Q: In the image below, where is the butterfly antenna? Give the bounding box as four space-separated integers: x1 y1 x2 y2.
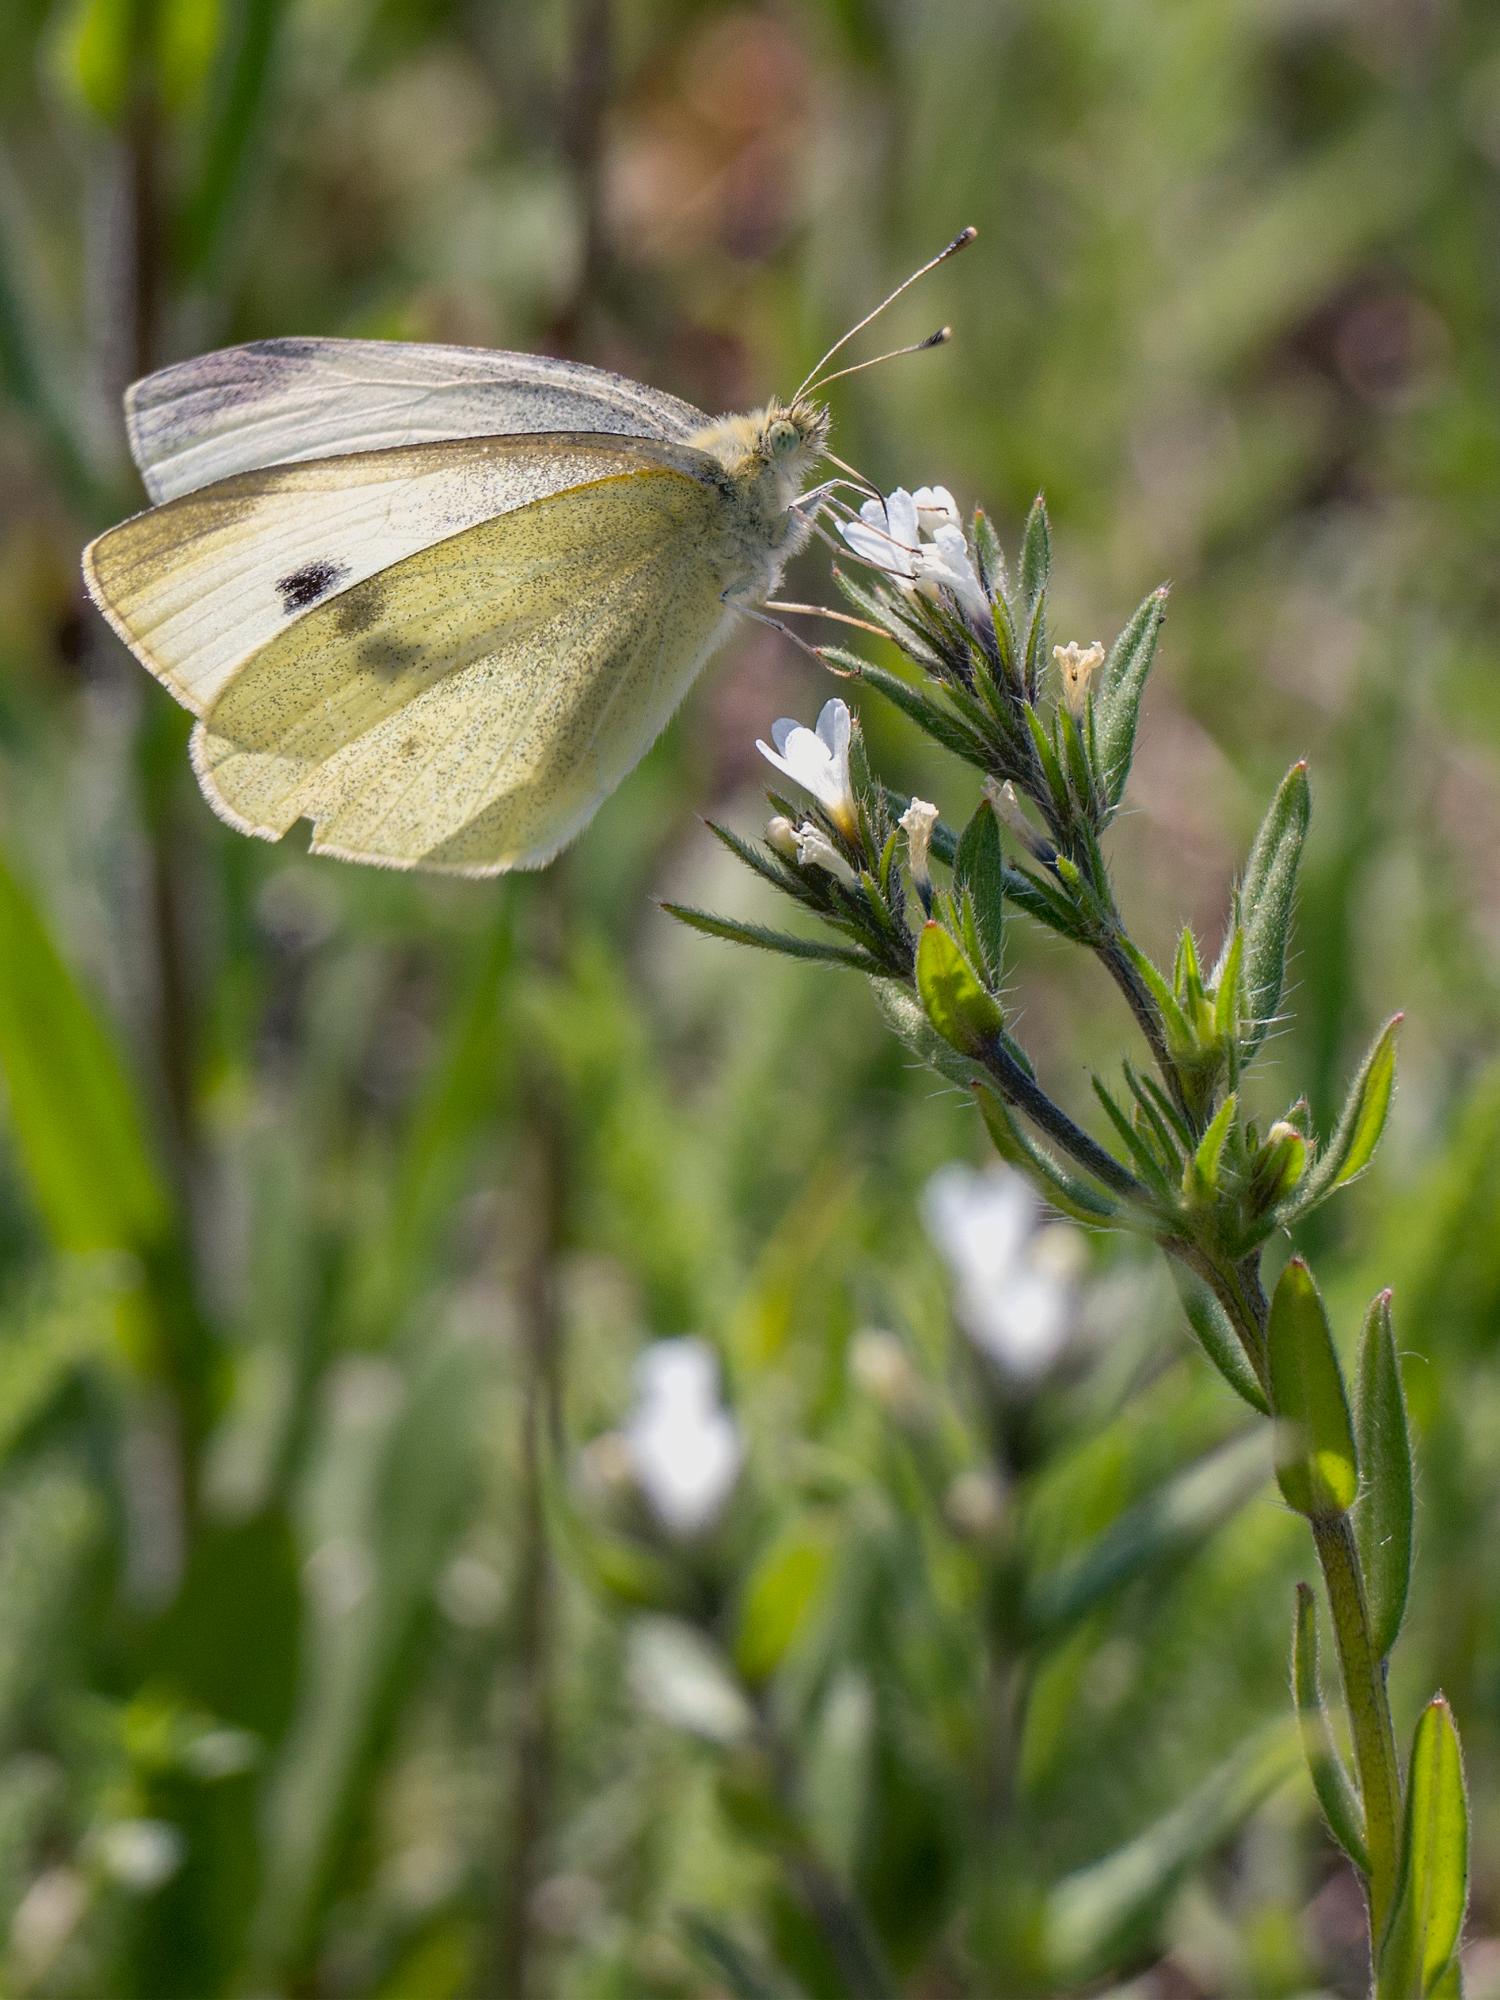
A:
803 325 951 397
792 226 976 401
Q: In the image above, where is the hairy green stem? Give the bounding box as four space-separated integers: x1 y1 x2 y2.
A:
1311 1513 1402 1942
981 1038 1144 1198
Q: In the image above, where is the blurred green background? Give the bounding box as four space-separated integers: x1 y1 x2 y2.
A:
1 0 1498 1993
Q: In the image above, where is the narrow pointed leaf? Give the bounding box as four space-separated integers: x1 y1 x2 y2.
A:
1292 1583 1370 1875
1281 1015 1402 1221
1169 1266 1269 1414
1268 1259 1358 1519
1184 1092 1237 1201
663 905 882 973
1355 1291 1414 1660
1378 1698 1469 2000
1217 761 1310 1060
954 801 1005 984
973 1085 1117 1223
1092 587 1169 810
1019 493 1050 607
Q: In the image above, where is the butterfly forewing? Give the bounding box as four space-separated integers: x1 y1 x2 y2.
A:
190 465 732 873
82 432 718 716
127 338 710 502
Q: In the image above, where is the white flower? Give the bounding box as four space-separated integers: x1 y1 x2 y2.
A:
1053 639 1105 712
914 523 989 622
839 484 988 623
756 697 857 836
912 484 962 535
622 1338 743 1538
92 1819 185 1892
898 797 939 899
765 814 800 862
921 1163 1083 1381
839 487 920 578
794 823 858 887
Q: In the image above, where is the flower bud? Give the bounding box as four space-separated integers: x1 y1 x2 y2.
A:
1053 639 1105 713
765 815 800 862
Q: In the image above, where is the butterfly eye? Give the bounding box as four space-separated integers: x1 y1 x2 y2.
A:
766 418 800 456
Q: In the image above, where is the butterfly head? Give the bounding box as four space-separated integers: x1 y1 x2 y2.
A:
691 398 830 510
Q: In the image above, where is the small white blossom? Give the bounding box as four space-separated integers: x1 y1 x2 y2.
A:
1053 639 1105 712
914 522 989 622
756 697 858 837
622 1338 743 1538
92 1819 185 1892
794 823 859 886
898 797 939 900
921 1163 1084 1381
849 1327 923 1416
912 484 962 535
839 488 920 577
765 814 800 862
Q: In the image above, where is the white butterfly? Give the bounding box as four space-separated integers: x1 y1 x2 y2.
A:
82 234 972 876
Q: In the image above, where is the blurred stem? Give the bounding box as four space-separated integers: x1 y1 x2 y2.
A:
491 886 568 2000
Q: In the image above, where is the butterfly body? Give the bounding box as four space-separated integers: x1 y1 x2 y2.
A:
84 341 831 874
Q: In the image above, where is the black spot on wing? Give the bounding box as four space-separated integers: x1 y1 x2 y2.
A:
360 636 423 677
277 558 350 614
334 580 386 636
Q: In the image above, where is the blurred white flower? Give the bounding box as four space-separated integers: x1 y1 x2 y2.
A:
898 797 939 902
623 1338 744 1538
92 1819 184 1893
793 823 858 887
848 1327 923 1418
921 1164 1084 1380
757 697 857 837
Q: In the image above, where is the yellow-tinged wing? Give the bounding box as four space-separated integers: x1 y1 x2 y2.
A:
190 465 734 875
82 432 714 716
127 338 709 502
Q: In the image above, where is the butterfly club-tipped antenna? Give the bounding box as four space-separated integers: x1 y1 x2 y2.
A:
792 225 976 402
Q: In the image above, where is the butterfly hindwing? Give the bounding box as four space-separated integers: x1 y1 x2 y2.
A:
189 464 733 874
127 338 711 502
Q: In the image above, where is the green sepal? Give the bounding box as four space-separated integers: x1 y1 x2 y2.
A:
1213 927 1244 1050
1168 1265 1270 1414
1378 1698 1469 2000
821 647 993 765
1279 1015 1402 1223
1292 1582 1371 1876
1022 702 1071 824
1092 586 1169 811
1183 1092 1237 1203
916 921 1004 1056
1019 493 1051 607
973 1085 1118 1224
954 800 1005 985
1092 1075 1175 1195
663 904 884 974
1056 700 1097 821
971 506 1007 600
1216 760 1310 1061
1268 1258 1358 1519
1355 1290 1414 1661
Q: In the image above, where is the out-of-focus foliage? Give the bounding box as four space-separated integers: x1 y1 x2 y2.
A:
0 0 1496 1994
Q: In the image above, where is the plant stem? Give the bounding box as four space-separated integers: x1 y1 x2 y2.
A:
981 1038 1144 1198
1311 1512 1403 1942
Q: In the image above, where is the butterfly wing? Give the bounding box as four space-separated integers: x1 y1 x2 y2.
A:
128 338 710 502
82 431 716 716
187 461 736 874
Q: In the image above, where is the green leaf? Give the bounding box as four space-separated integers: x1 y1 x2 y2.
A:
1292 1582 1371 1876
1026 1430 1271 1638
1217 761 1310 1060
1042 1724 1297 1983
973 1085 1118 1224
662 904 883 974
1169 1266 1270 1414
1092 586 1169 810
916 922 1003 1056
1268 1258 1358 1519
830 651 992 763
1282 1015 1402 1221
0 852 170 1254
953 801 1005 985
1213 926 1244 1048
1019 493 1051 607
1355 1291 1414 1660
735 1530 832 1685
1378 1698 1469 2000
